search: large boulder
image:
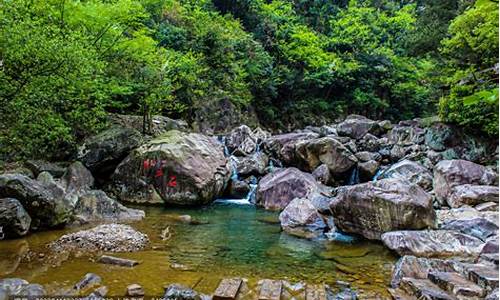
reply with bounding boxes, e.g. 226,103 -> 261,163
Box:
381,230 -> 485,259
112,130 -> 230,206
424,122 -> 494,163
24,160 -> 66,178
77,126 -> 143,174
279,197 -> 327,239
225,125 -> 269,156
337,115 -> 379,139
263,132 -> 319,166
0,174 -> 72,229
447,185 -> 499,208
379,160 -> 433,191
295,137 -> 358,175
330,179 -> 436,240
48,224 -> 149,253
441,218 -> 498,242
433,160 -> 497,205
73,190 -> 145,224
388,125 -> 425,145
255,168 -> 321,210
0,198 -> 31,238
234,152 -> 269,176
390,255 -> 458,288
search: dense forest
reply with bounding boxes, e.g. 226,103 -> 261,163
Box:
0,0 -> 498,160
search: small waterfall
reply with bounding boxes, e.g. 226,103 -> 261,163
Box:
230,156 -> 239,181
372,168 -> 384,182
347,166 -> 360,185
218,136 -> 230,157
245,184 -> 257,203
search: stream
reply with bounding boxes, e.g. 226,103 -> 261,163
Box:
0,202 -> 397,298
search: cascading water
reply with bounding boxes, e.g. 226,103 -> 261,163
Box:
347,165 -> 360,185
372,168 -> 384,182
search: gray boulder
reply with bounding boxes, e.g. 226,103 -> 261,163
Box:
0,174 -> 72,229
73,190 -> 145,224
77,126 -> 143,174
0,198 -> 31,238
279,198 -> 327,239
434,160 -> 497,205
379,160 -> 433,191
330,179 -> 436,240
295,137 -> 358,175
263,132 -> 319,166
337,115 -> 380,139
448,184 -> 499,208
441,218 -> 498,242
388,125 -> 425,145
234,152 -> 269,176
255,168 -> 322,210
112,130 -> 230,206
390,255 -> 457,287
381,230 -> 485,259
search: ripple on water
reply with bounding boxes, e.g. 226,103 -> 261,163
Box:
0,203 -> 397,297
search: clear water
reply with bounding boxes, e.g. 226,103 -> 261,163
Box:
0,203 -> 396,298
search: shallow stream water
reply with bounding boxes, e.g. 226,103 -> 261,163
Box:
0,202 -> 397,298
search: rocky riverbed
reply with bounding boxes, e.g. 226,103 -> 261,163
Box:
0,114 -> 498,299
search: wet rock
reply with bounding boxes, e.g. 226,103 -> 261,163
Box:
164,284 -> 201,300
18,284 -> 45,296
355,151 -> 381,162
255,168 -> 321,210
379,160 -> 433,191
0,278 -> 29,295
433,160 -> 497,205
63,162 -> 95,194
25,160 -> 66,177
227,179 -> 250,199
436,207 -> 499,227
0,174 -> 72,229
225,125 -> 268,156
73,190 -> 145,223
381,230 -> 484,259
390,256 -> 457,288
77,126 -> 143,174
358,160 -> 379,182
295,137 -> 358,175
388,125 -> 425,145
126,284 -> 145,297
486,289 -> 499,300
337,115 -> 379,139
330,179 -> 436,240
279,198 -> 327,239
428,271 -> 485,298
263,132 -> 319,166
448,184 -> 499,208
98,255 -> 140,267
441,218 -> 498,242
399,277 -> 455,300
112,130 -> 230,205
389,145 -> 406,162
234,152 -> 269,176
49,224 -> 149,253
312,164 -> 331,185
73,273 -> 101,293
0,198 -> 31,238
357,133 -> 380,152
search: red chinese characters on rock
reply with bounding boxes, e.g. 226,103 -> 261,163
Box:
142,159 -> 177,188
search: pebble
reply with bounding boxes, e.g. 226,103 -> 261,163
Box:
126,284 -> 145,297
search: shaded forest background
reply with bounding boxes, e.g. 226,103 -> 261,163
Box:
0,0 -> 498,160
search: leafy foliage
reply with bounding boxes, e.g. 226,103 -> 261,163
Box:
0,0 -> 497,160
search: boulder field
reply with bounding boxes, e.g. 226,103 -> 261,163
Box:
0,114 -> 498,299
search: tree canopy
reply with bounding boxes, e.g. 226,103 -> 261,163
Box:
0,0 -> 498,160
